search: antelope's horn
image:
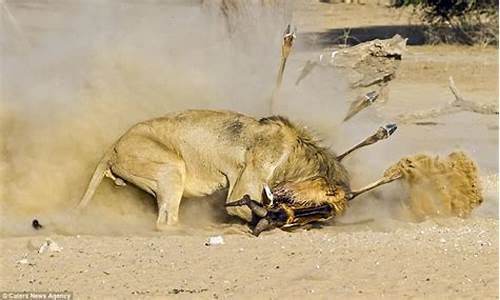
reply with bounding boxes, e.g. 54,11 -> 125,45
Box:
225,195 -> 268,218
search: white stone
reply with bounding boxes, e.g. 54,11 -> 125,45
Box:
205,236 -> 224,246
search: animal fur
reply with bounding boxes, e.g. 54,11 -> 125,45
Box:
272,177 -> 347,213
77,110 -> 350,230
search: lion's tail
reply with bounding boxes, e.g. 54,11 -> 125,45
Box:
75,147 -> 114,210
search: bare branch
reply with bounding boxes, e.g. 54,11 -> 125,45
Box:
397,76 -> 498,124
448,76 -> 498,114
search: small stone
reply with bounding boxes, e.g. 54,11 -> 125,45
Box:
205,236 -> 224,246
38,238 -> 63,254
16,258 -> 29,265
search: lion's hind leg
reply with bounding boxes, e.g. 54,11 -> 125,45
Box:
155,158 -> 186,229
113,159 -> 186,231
111,136 -> 186,230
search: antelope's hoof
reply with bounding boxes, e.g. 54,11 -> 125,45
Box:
364,91 -> 379,103
383,123 -> 397,136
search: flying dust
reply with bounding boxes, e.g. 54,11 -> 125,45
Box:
0,0 -> 340,236
384,151 -> 483,220
0,1 -> 494,237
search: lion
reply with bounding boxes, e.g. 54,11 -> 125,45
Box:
76,109 -> 352,230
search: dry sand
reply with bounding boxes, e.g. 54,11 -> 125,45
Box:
0,1 -> 498,299
1,217 -> 498,299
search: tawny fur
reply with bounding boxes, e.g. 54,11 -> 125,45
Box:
273,177 -> 348,213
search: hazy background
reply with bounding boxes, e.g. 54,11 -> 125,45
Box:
0,0 -> 349,236
1,0 -> 497,236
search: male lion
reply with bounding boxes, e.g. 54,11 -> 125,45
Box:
77,109 -> 351,230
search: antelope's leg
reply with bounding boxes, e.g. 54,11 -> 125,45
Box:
348,172 -> 402,201
343,91 -> 379,122
225,195 -> 268,218
337,123 -> 397,161
277,24 -> 296,86
271,24 -> 296,111
295,60 -> 318,86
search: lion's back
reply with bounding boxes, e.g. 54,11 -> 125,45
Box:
113,110 -> 266,175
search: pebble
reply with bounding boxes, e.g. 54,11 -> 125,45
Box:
16,258 -> 29,265
38,238 -> 63,254
205,236 -> 224,246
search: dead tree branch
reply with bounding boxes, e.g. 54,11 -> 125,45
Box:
397,76 -> 498,123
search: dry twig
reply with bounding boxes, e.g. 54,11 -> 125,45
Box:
397,76 -> 498,123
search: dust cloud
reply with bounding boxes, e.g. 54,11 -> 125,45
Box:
0,0 -> 352,236
0,1 -> 493,237
384,151 -> 482,219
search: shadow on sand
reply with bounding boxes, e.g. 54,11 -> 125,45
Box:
299,24 -> 472,48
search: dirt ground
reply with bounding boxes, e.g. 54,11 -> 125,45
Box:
1,1 -> 498,299
1,217 -> 497,299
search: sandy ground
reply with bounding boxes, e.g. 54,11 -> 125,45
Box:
1,1 -> 498,299
1,217 -> 498,299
